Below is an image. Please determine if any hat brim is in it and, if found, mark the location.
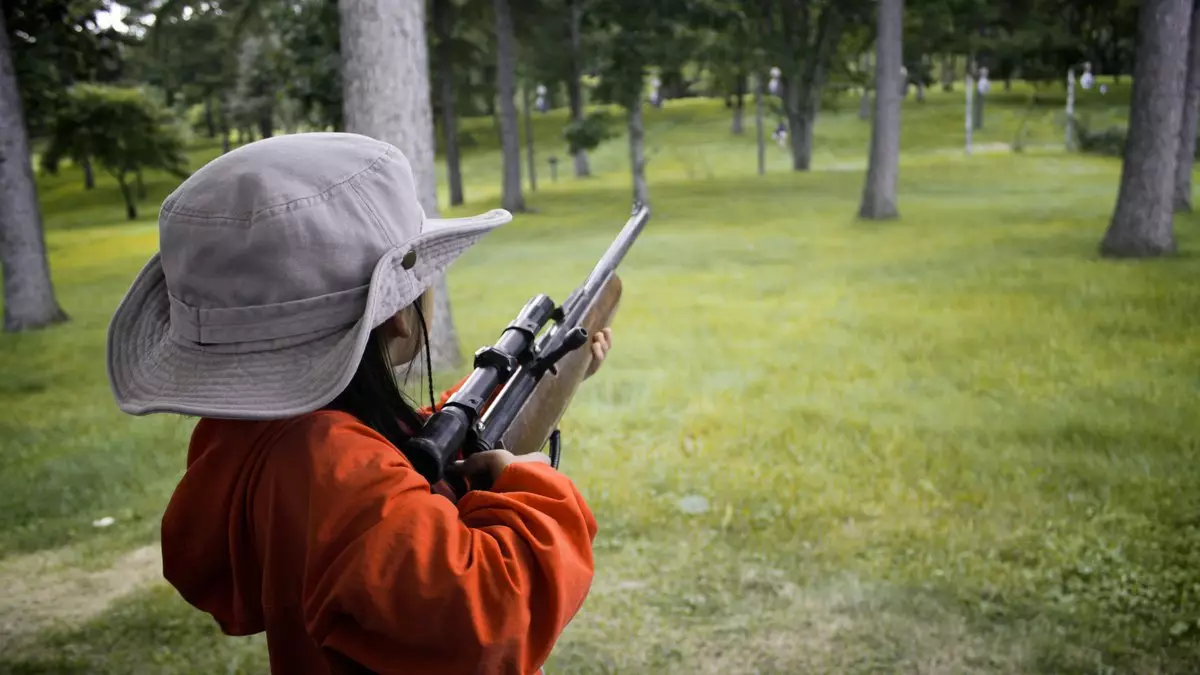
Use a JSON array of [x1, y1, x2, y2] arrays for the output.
[[107, 209, 511, 420]]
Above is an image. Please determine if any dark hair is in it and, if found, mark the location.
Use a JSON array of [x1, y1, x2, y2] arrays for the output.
[[323, 299, 435, 452]]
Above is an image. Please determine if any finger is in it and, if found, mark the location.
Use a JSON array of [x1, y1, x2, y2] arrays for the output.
[[602, 327, 613, 347], [513, 452, 552, 466], [592, 341, 605, 360]]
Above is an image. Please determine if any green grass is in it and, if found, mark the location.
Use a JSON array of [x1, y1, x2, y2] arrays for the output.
[[4, 81, 1200, 673]]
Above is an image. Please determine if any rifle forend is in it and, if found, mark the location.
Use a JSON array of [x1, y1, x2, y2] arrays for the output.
[[401, 204, 650, 489]]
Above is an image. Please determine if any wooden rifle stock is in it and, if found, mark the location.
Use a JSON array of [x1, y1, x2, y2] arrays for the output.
[[500, 275, 622, 456]]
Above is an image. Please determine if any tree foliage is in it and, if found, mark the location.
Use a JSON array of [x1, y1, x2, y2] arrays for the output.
[[3, 0, 126, 137], [40, 84, 188, 219]]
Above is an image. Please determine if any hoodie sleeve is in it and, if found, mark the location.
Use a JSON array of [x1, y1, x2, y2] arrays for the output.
[[283, 413, 597, 675]]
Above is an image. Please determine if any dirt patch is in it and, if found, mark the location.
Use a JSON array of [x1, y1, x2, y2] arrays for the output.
[[0, 544, 164, 654]]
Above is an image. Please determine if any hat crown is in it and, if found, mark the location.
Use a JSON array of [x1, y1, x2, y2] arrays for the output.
[[159, 133, 426, 325]]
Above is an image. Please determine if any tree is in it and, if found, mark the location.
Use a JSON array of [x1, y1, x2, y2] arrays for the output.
[[744, 0, 858, 171], [1175, 0, 1200, 213], [1100, 0, 1191, 258], [859, 0, 903, 220], [340, 0, 463, 370], [589, 0, 720, 204], [41, 84, 189, 221], [568, 0, 589, 176], [431, 0, 468, 206], [0, 6, 70, 332], [493, 0, 525, 212]]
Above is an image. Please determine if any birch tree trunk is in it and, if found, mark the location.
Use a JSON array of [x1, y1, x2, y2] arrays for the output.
[[1174, 0, 1200, 213], [0, 11, 68, 332], [628, 98, 648, 205], [1101, 0, 1191, 258], [494, 0, 525, 211], [568, 0, 590, 177], [83, 158, 95, 190], [432, 0, 464, 206], [858, 0, 903, 220], [340, 0, 462, 369]]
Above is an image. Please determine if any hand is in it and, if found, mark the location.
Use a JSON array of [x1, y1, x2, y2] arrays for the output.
[[584, 327, 613, 380], [449, 449, 551, 492]]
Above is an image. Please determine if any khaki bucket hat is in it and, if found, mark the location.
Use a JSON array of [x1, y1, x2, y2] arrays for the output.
[[107, 132, 511, 420]]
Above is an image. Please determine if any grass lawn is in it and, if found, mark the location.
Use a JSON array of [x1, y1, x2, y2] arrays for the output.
[[3, 81, 1200, 673]]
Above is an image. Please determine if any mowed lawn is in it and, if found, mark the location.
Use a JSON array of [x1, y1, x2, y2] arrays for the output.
[[3, 85, 1200, 674]]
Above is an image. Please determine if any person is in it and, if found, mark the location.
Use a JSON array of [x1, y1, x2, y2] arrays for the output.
[[105, 132, 611, 675]]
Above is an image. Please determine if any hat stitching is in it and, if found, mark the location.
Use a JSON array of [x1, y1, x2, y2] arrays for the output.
[[158, 147, 396, 224], [347, 175, 397, 248]]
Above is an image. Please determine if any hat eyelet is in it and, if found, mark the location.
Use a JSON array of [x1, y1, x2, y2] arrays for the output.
[[400, 250, 417, 270]]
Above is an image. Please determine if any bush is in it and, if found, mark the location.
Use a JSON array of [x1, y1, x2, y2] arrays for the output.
[[564, 112, 617, 155], [1072, 117, 1126, 157]]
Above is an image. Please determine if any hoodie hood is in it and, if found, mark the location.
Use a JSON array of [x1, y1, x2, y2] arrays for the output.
[[161, 417, 285, 636]]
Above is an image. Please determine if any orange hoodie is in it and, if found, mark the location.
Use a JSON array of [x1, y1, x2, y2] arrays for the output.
[[160, 384, 598, 675]]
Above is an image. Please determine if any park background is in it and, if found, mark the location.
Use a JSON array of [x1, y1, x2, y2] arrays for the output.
[[1, 0, 1199, 673]]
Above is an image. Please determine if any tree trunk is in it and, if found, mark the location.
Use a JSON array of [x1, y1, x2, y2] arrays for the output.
[[221, 126, 231, 154], [628, 98, 648, 205], [0, 12, 68, 332], [258, 108, 274, 139], [785, 83, 817, 170], [82, 157, 94, 190], [755, 73, 765, 175], [1175, 0, 1200, 213], [1100, 0, 1191, 258], [732, 74, 746, 134], [523, 84, 537, 192], [859, 0, 903, 220], [340, 0, 462, 370], [915, 79, 925, 102], [493, 0, 525, 212], [859, 87, 871, 120], [433, 0, 464, 206], [568, 0, 590, 177], [941, 53, 954, 92], [205, 97, 216, 138], [117, 175, 137, 221]]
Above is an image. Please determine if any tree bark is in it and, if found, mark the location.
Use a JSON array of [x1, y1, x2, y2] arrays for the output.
[[432, 0, 464, 206], [1101, 0, 1191, 258], [859, 0, 903, 220], [755, 73, 765, 175], [83, 157, 95, 190], [117, 175, 137, 221], [732, 73, 745, 134], [1175, 0, 1200, 213], [628, 98, 648, 205], [568, 0, 590, 177], [340, 0, 462, 369], [0, 12, 68, 332], [941, 53, 954, 92], [785, 87, 818, 170], [258, 108, 274, 139], [204, 97, 216, 138], [783, 6, 843, 171], [493, 0, 525, 211], [523, 84, 537, 192]]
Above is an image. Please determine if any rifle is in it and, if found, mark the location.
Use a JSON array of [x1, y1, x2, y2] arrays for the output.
[[403, 203, 651, 490]]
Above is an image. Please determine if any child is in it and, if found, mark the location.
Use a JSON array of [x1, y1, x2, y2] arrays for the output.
[[106, 132, 610, 674]]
